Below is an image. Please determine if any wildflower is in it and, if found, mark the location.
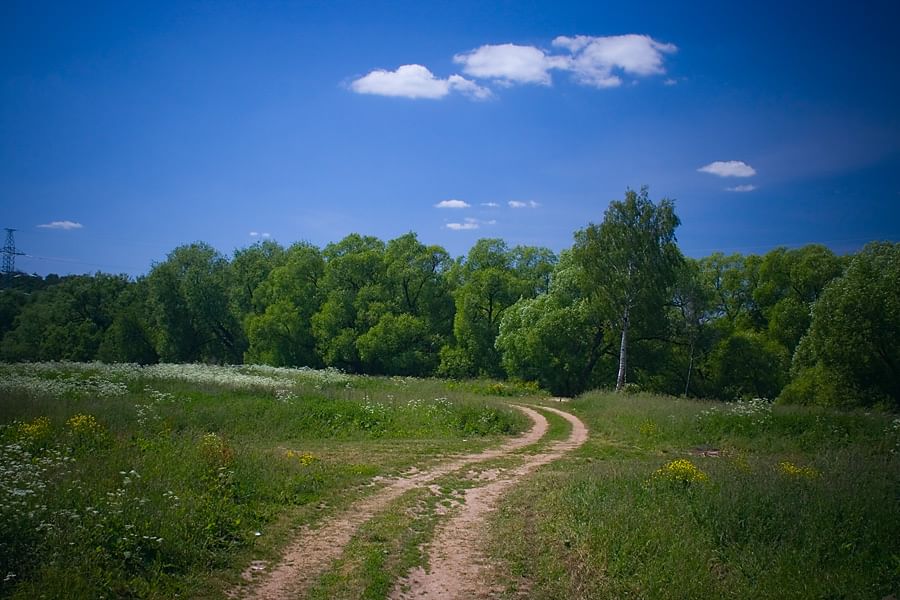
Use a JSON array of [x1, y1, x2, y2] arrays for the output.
[[66, 414, 103, 436], [777, 461, 819, 479], [283, 449, 317, 466], [17, 416, 51, 443], [638, 420, 660, 436], [651, 458, 709, 484]]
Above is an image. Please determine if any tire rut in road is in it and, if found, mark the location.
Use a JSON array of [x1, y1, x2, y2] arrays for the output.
[[235, 405, 550, 600], [391, 405, 588, 600]]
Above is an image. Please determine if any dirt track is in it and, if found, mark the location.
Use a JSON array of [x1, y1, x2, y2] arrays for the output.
[[235, 403, 587, 600], [390, 405, 588, 599]]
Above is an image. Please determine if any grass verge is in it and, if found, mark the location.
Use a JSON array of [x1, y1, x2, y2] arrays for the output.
[[489, 392, 900, 599]]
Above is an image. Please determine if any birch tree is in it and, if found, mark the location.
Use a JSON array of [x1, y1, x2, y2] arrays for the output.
[[573, 187, 681, 391]]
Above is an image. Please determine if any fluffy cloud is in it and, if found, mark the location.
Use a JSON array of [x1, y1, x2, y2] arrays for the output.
[[726, 184, 757, 192], [508, 200, 540, 208], [553, 35, 677, 88], [249, 231, 272, 238], [351, 64, 491, 100], [453, 43, 567, 85], [38, 220, 82, 230], [451, 35, 676, 89], [352, 35, 677, 101], [435, 199, 471, 209], [481, 202, 500, 207], [698, 160, 757, 177]]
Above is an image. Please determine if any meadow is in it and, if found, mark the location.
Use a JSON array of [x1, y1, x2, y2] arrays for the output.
[[0, 361, 531, 598], [1, 362, 898, 599], [490, 393, 900, 599]]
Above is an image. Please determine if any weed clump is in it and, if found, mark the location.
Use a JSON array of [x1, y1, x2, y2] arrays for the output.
[[650, 458, 709, 484]]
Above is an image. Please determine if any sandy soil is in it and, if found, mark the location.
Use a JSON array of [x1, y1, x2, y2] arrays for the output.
[[235, 405, 550, 600], [390, 405, 588, 600]]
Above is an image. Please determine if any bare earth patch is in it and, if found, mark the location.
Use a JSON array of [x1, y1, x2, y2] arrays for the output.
[[391, 405, 588, 600], [235, 405, 549, 600]]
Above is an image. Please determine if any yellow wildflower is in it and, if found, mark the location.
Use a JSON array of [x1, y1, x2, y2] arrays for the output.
[[639, 420, 660, 436], [777, 461, 819, 479], [283, 449, 317, 466], [66, 414, 103, 436], [651, 458, 709, 484], [18, 416, 51, 442]]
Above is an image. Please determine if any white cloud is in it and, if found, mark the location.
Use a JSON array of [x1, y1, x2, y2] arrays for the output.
[[350, 64, 491, 100], [698, 160, 757, 177], [726, 184, 757, 192], [664, 78, 677, 86], [481, 202, 500, 207], [435, 199, 471, 209], [552, 34, 677, 88], [249, 231, 272, 238], [262, 233, 271, 238], [453, 43, 568, 85], [354, 34, 676, 100], [38, 220, 82, 230], [249, 231, 259, 237], [447, 75, 492, 99], [508, 200, 540, 208], [446, 222, 479, 230], [445, 217, 497, 231]]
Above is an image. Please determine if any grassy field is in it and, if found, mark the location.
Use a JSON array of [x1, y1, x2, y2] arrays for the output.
[[2, 363, 898, 599], [490, 393, 900, 599], [0, 362, 532, 599]]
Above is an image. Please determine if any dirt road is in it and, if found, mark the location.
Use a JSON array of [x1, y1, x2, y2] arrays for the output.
[[390, 405, 588, 599], [238, 405, 555, 600]]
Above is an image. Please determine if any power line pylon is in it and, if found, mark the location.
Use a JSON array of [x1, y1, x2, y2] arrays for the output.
[[2, 228, 25, 279]]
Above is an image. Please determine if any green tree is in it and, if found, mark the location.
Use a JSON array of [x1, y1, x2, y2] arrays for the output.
[[1, 274, 129, 361], [147, 243, 244, 363], [443, 239, 556, 378], [229, 239, 286, 319], [97, 277, 158, 364], [754, 244, 843, 352], [698, 252, 760, 330], [312, 234, 387, 371], [707, 331, 790, 399], [497, 252, 612, 395], [244, 242, 324, 367], [384, 233, 454, 340], [788, 242, 899, 408], [667, 258, 715, 396], [573, 187, 682, 391], [356, 313, 439, 375]]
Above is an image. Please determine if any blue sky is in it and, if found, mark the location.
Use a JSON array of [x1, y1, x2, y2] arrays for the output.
[[2, 0, 898, 276]]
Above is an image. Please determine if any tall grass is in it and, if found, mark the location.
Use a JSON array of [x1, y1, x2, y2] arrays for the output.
[[0, 362, 531, 599], [491, 392, 900, 599]]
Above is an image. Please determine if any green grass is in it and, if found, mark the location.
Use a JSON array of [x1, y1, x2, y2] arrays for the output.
[[0, 362, 533, 599], [6, 363, 897, 599], [489, 392, 900, 599]]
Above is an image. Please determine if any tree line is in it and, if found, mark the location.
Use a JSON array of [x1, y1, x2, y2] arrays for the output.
[[2, 188, 897, 409]]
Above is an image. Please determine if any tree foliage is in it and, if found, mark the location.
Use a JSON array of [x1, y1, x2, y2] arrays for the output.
[[573, 187, 682, 391], [787, 242, 899, 408], [2, 198, 892, 410]]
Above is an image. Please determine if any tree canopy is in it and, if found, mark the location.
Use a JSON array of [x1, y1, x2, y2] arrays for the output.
[[3, 190, 891, 410]]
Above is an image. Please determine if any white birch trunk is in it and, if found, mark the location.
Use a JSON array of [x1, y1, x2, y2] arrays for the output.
[[615, 306, 629, 392]]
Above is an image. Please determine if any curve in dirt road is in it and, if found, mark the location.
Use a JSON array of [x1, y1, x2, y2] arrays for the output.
[[391, 404, 588, 600], [235, 405, 551, 600]]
